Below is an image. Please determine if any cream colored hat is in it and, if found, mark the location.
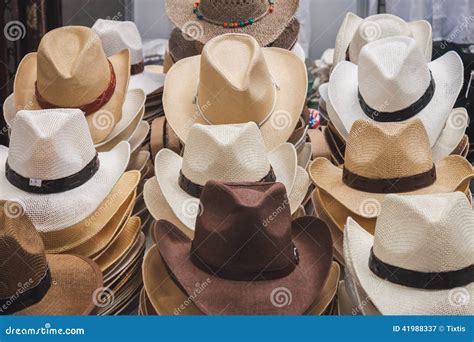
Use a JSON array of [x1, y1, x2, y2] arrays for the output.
[[344, 192, 474, 315], [333, 13, 432, 67], [12, 26, 130, 144], [0, 109, 130, 232], [163, 33, 307, 151], [144, 122, 309, 231], [330, 36, 463, 147], [92, 19, 166, 95], [309, 119, 473, 219]]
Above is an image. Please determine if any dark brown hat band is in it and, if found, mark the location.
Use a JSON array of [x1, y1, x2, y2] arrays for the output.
[[342, 165, 436, 193], [178, 167, 276, 198], [35, 60, 117, 116], [0, 268, 51, 315], [5, 154, 100, 194], [131, 60, 145, 75], [369, 248, 474, 290]]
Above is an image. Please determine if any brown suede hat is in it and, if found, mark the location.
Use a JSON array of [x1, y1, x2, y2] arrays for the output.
[[153, 180, 333, 315]]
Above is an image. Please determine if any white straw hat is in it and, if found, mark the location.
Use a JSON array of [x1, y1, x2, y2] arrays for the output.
[[144, 122, 309, 231], [92, 19, 165, 95], [0, 109, 130, 232], [344, 192, 474, 315], [333, 13, 432, 68], [329, 36, 463, 147]]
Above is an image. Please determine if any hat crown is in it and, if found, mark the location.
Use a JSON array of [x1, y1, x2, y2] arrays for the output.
[[0, 201, 48, 299], [36, 26, 112, 107], [373, 192, 474, 273], [197, 34, 275, 124], [358, 36, 431, 113], [181, 122, 271, 185], [92, 19, 143, 65], [199, 0, 269, 22], [344, 119, 433, 179], [8, 109, 97, 181], [192, 181, 295, 277], [349, 14, 414, 64]]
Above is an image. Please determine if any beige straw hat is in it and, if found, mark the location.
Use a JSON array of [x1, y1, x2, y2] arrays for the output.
[[144, 122, 309, 231], [344, 192, 474, 315], [309, 119, 474, 219], [163, 33, 307, 151], [0, 200, 102, 315], [12, 26, 130, 144], [333, 13, 432, 68]]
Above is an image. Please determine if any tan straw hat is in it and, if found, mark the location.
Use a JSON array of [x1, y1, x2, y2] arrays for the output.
[[163, 33, 307, 150], [310, 119, 474, 219], [12, 26, 130, 144], [0, 200, 102, 315]]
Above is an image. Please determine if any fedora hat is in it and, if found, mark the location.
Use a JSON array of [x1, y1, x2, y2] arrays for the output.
[[0, 201, 102, 315], [333, 13, 432, 67], [163, 33, 307, 151], [92, 19, 166, 95], [330, 36, 463, 147], [0, 109, 130, 232], [309, 119, 473, 219], [166, 0, 298, 47], [144, 122, 310, 232], [153, 180, 333, 315], [12, 26, 130, 144], [344, 192, 474, 315]]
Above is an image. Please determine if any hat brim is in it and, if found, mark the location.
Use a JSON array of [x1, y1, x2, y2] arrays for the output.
[[129, 70, 166, 96], [163, 48, 307, 151], [129, 121, 150, 157], [309, 155, 473, 218], [344, 217, 474, 315], [148, 215, 333, 315], [14, 254, 103, 315], [0, 141, 130, 232], [127, 150, 150, 173], [329, 51, 464, 147], [13, 50, 130, 144], [165, 0, 298, 47]]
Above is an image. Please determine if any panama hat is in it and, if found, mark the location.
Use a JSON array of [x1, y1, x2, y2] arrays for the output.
[[309, 119, 473, 219], [144, 122, 310, 231], [0, 109, 130, 232], [344, 192, 474, 315], [166, 0, 298, 47], [152, 180, 333, 315], [163, 33, 307, 151], [92, 19, 166, 95], [330, 36, 463, 147], [333, 13, 432, 68], [0, 201, 102, 315], [12, 26, 130, 144]]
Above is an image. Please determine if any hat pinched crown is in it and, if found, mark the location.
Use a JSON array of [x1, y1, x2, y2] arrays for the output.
[[191, 181, 298, 280]]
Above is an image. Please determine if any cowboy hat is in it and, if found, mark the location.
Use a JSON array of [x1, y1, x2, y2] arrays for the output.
[[0, 201, 102, 315], [329, 36, 463, 147], [12, 26, 130, 144], [165, 0, 299, 47], [144, 122, 310, 231], [309, 119, 473, 219], [153, 180, 333, 315], [163, 33, 307, 151], [92, 19, 166, 95], [333, 13, 432, 67], [344, 192, 474, 315], [0, 109, 130, 232]]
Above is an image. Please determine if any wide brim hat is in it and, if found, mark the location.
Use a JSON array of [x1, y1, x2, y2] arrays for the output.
[[0, 141, 130, 232], [146, 143, 309, 231], [344, 217, 474, 315], [152, 215, 333, 315], [310, 155, 473, 219], [12, 50, 130, 144], [129, 69, 166, 96], [165, 0, 299, 47], [329, 51, 464, 147], [14, 254, 102, 315], [163, 47, 307, 151]]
